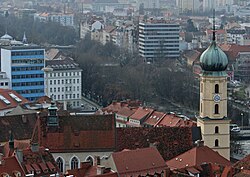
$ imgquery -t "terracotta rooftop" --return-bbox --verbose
[206,29,226,35]
[111,147,167,176]
[0,88,29,111]
[0,156,26,177]
[0,114,37,142]
[32,114,116,152]
[233,153,250,170]
[144,111,165,126]
[116,127,197,160]
[21,146,60,176]
[155,114,196,127]
[166,145,231,170]
[129,107,154,121]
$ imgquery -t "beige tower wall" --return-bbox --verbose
[198,74,230,160]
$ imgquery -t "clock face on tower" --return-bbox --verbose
[213,94,221,102]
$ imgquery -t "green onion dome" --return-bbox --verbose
[200,41,228,72]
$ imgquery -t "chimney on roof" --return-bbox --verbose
[9,130,14,150]
[16,149,23,163]
[94,156,101,166]
[0,153,4,165]
[97,166,105,175]
[47,101,59,127]
[30,142,39,152]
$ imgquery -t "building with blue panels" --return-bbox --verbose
[1,45,45,101]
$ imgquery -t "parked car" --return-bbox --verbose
[230,124,241,133]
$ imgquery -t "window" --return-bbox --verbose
[215,104,219,114]
[77,79,79,83]
[200,103,202,113]
[58,87,60,92]
[62,95,64,99]
[54,80,56,84]
[86,156,93,165]
[58,80,60,84]
[56,157,64,173]
[50,80,52,85]
[62,87,64,92]
[54,88,56,92]
[215,84,219,93]
[62,80,64,84]
[71,157,79,169]
[201,83,203,92]
[215,139,219,147]
[215,126,219,134]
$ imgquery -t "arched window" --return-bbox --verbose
[215,126,219,134]
[86,156,94,165]
[56,157,64,173]
[71,157,79,169]
[215,104,219,114]
[215,84,219,93]
[215,139,219,147]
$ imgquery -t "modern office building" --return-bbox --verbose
[1,45,45,101]
[138,19,180,61]
[43,57,82,109]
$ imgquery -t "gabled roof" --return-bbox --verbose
[111,147,167,176]
[0,114,37,142]
[155,114,196,127]
[166,146,231,169]
[33,114,116,152]
[0,156,26,177]
[0,89,29,111]
[206,29,226,35]
[144,111,165,126]
[233,153,250,170]
[2,139,30,157]
[129,107,154,121]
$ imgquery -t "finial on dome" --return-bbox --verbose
[22,32,27,44]
[212,9,216,41]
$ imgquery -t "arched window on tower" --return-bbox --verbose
[215,126,219,134]
[215,139,219,147]
[56,157,64,173]
[71,157,79,169]
[215,104,219,114]
[215,84,219,93]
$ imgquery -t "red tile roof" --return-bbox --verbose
[144,111,165,126]
[219,44,250,60]
[233,153,250,170]
[116,127,194,160]
[166,146,231,170]
[0,114,37,142]
[33,114,116,152]
[111,147,167,176]
[0,89,29,111]
[155,114,196,127]
[22,147,60,176]
[2,139,30,157]
[0,156,25,177]
[206,29,226,35]
[129,107,154,121]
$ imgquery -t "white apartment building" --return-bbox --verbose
[138,20,180,61]
[34,13,74,27]
[226,28,246,45]
[0,72,10,89]
[43,57,82,109]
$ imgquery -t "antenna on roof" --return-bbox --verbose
[212,9,216,42]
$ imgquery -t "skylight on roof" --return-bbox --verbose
[0,94,11,104]
[9,93,22,102]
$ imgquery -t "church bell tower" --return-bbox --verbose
[197,11,230,160]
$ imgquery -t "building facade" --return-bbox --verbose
[138,20,180,61]
[0,72,10,89]
[43,57,82,109]
[198,31,230,160]
[1,46,45,101]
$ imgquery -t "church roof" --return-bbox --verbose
[0,33,13,40]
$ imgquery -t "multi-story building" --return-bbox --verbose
[43,57,82,109]
[138,19,180,61]
[34,13,74,27]
[1,45,45,101]
[226,28,246,45]
[176,0,202,13]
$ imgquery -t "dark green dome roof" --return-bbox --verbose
[200,41,228,72]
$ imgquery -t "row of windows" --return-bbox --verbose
[56,156,94,173]
[139,40,179,43]
[49,86,80,92]
[12,74,44,79]
[139,44,179,47]
[51,94,80,100]
[142,37,179,40]
[12,59,44,64]
[12,66,43,71]
[140,52,180,56]
[139,25,179,28]
[13,81,44,87]
[200,103,220,114]
[139,48,179,51]
[16,89,44,94]
[139,32,179,36]
[12,51,44,56]
[0,82,8,86]
[49,79,80,85]
[48,71,81,77]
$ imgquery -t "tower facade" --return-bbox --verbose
[197,28,230,160]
